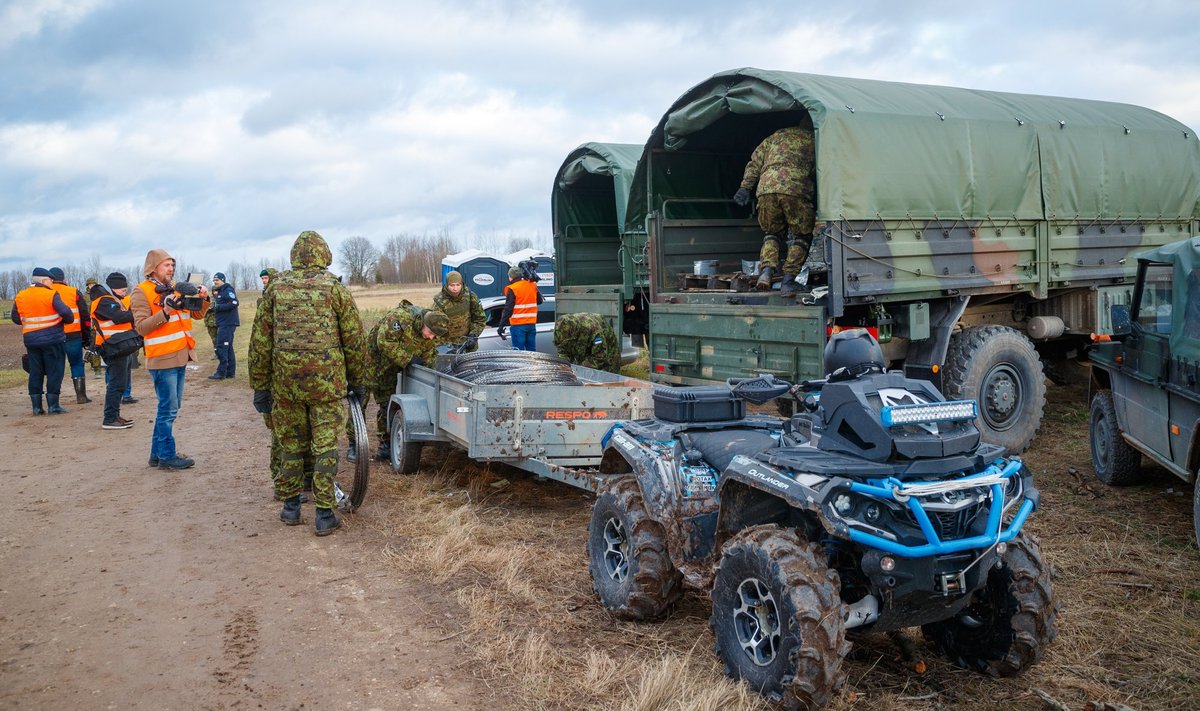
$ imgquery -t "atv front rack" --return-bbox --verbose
[844,458,1034,558]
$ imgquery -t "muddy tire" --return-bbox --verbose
[922,533,1058,677]
[709,525,848,710]
[1089,390,1142,486]
[1193,479,1200,551]
[944,325,1046,453]
[388,408,423,475]
[587,476,682,620]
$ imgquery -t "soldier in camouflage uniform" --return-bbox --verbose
[432,271,486,352]
[554,312,621,372]
[251,266,296,499]
[248,231,367,536]
[361,304,449,461]
[203,307,218,356]
[733,124,817,294]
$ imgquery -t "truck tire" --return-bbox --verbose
[921,533,1058,677]
[388,408,423,475]
[1193,478,1200,551]
[1088,390,1142,486]
[944,325,1046,453]
[709,525,848,710]
[587,476,682,620]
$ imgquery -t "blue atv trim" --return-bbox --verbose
[845,458,1033,558]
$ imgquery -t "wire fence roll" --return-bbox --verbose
[447,349,581,385]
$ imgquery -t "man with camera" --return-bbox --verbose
[498,261,544,352]
[89,273,138,430]
[208,272,240,380]
[131,248,210,470]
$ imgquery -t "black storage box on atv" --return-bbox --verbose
[652,386,745,423]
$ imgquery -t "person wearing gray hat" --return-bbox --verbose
[12,268,75,414]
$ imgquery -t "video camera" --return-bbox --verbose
[517,258,541,282]
[154,280,204,312]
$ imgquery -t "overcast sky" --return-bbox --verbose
[2,0,1198,279]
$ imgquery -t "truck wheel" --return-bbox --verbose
[1193,479,1200,551]
[388,408,423,475]
[709,525,848,710]
[921,533,1058,677]
[1089,390,1142,485]
[944,325,1046,453]
[587,476,682,620]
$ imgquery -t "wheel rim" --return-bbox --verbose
[732,577,782,667]
[601,516,629,582]
[1091,410,1112,469]
[981,362,1023,431]
[390,413,403,469]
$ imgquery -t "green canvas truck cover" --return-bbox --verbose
[625,68,1200,231]
[1139,236,1200,363]
[554,142,643,235]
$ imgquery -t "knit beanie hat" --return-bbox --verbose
[446,270,463,286]
[48,267,65,282]
[423,310,450,338]
[213,272,227,282]
[105,272,129,290]
[259,268,270,277]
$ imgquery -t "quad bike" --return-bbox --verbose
[588,329,1059,709]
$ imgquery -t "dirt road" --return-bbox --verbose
[0,361,486,710]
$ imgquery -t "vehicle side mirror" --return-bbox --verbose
[1109,303,1131,336]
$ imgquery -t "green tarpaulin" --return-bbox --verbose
[626,68,1200,231]
[553,142,642,235]
[1139,236,1200,362]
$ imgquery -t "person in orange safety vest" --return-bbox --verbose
[498,266,544,352]
[11,267,74,415]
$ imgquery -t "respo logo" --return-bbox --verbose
[544,410,609,419]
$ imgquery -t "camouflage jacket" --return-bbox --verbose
[432,286,486,341]
[739,126,816,199]
[368,303,441,390]
[248,231,367,401]
[553,312,620,372]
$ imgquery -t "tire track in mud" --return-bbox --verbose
[211,607,260,702]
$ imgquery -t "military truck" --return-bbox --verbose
[1088,236,1200,548]
[562,68,1200,453]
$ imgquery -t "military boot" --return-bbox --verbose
[375,443,391,461]
[31,395,45,415]
[779,273,801,294]
[279,496,303,526]
[315,507,341,537]
[755,266,775,291]
[73,376,91,404]
[346,442,357,463]
[46,394,68,414]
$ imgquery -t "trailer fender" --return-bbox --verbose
[387,393,436,442]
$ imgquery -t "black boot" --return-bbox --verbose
[779,273,801,294]
[73,376,91,404]
[279,496,303,526]
[46,393,68,414]
[315,507,341,536]
[346,442,357,463]
[375,443,391,461]
[755,266,775,291]
[31,395,45,416]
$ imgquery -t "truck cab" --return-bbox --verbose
[1088,236,1200,548]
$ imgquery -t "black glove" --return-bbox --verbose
[252,389,273,414]
[733,187,751,207]
[348,384,366,401]
[464,335,478,349]
[162,294,183,312]
[496,326,507,340]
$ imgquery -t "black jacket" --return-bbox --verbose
[88,284,135,335]
[211,282,240,328]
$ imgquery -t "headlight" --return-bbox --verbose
[881,400,977,427]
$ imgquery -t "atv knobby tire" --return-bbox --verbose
[1089,390,1142,486]
[709,525,848,710]
[587,476,682,620]
[388,406,423,475]
[944,325,1046,453]
[921,533,1058,677]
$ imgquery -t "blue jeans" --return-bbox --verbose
[149,366,186,460]
[65,337,84,378]
[510,324,536,352]
[105,364,133,397]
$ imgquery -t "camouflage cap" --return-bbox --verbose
[422,309,449,337]
[445,270,463,285]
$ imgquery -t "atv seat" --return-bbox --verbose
[682,428,779,473]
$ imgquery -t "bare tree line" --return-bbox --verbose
[337,231,538,286]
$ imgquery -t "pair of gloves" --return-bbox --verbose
[253,384,367,414]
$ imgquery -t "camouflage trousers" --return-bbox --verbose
[206,323,218,347]
[272,396,342,508]
[757,194,815,275]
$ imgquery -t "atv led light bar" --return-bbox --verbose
[880,400,977,427]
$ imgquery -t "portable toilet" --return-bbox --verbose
[504,248,556,296]
[441,249,511,299]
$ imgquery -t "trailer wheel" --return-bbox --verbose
[922,533,1058,677]
[586,476,682,620]
[710,525,848,710]
[944,325,1046,452]
[388,407,423,475]
[1088,390,1142,485]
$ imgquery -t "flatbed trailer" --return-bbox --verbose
[384,361,656,491]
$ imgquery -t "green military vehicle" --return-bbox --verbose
[555,68,1200,453]
[1088,236,1200,548]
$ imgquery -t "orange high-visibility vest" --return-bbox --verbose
[14,284,63,335]
[137,280,195,358]
[505,280,539,326]
[89,294,133,347]
[50,282,82,334]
